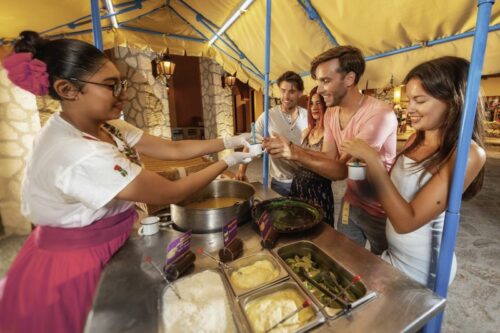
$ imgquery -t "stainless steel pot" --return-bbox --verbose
[170,180,255,233]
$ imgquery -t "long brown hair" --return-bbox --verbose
[400,56,485,200]
[305,86,326,141]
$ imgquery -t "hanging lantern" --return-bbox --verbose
[225,74,237,88]
[152,53,176,87]
[222,72,237,89]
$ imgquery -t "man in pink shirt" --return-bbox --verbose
[265,46,397,254]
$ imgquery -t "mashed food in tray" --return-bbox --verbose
[244,289,315,333]
[162,270,236,333]
[230,259,279,290]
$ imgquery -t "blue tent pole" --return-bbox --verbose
[90,0,103,50]
[262,0,272,189]
[423,0,495,332]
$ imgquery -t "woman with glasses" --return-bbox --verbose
[0,31,255,333]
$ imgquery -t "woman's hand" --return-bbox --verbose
[222,152,254,167]
[223,133,262,149]
[341,139,379,164]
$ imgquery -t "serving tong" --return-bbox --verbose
[144,256,181,299]
[196,247,242,275]
[298,268,350,310]
[298,269,361,310]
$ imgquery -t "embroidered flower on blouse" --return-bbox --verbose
[114,164,128,177]
[103,123,141,166]
[81,123,141,174]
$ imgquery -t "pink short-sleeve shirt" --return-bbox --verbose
[324,95,398,217]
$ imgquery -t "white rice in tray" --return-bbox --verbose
[162,270,236,333]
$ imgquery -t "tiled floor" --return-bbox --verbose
[1,152,499,332]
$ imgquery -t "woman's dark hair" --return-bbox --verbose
[305,86,326,139]
[276,71,304,91]
[13,30,108,100]
[400,56,485,200]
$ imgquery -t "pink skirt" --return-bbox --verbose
[0,208,137,333]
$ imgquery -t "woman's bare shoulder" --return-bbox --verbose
[468,140,487,168]
[445,140,486,173]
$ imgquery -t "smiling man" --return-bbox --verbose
[235,71,307,196]
[264,47,397,254]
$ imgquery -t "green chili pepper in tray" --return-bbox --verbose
[285,253,359,309]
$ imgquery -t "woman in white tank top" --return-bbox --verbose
[382,155,456,286]
[341,57,486,288]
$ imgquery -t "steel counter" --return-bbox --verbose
[84,183,444,333]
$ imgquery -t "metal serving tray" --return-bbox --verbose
[238,280,325,333]
[158,269,243,333]
[223,251,289,298]
[274,240,376,319]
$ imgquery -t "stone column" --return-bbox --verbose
[113,47,171,139]
[0,65,40,235]
[199,58,234,158]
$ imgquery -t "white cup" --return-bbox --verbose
[138,216,160,236]
[249,143,263,157]
[347,161,367,180]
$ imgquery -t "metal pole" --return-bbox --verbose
[91,0,104,50]
[262,0,272,189]
[423,0,495,332]
[299,0,339,46]
[365,24,500,62]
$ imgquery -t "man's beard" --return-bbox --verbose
[281,101,297,111]
[327,88,347,107]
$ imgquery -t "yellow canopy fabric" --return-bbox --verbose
[1,0,499,93]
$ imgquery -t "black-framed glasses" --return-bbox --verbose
[69,78,128,97]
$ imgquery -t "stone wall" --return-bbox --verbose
[0,65,40,235]
[113,47,171,138]
[199,58,234,152]
[36,96,61,126]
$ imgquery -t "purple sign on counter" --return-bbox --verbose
[165,230,192,265]
[258,211,272,240]
[223,217,238,247]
